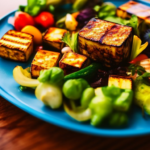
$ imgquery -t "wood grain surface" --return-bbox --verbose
[1,96,150,150]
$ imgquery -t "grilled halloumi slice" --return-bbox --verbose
[0,30,33,62]
[78,18,133,67]
[108,75,132,90]
[31,50,61,78]
[59,52,89,75]
[43,27,67,50]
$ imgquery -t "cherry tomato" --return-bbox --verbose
[14,12,35,31]
[34,11,55,29]
[129,54,148,64]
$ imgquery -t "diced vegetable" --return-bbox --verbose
[64,63,102,82]
[130,54,148,64]
[14,12,35,31]
[35,82,62,109]
[63,78,89,100]
[38,67,64,86]
[81,87,95,108]
[34,11,55,29]
[108,112,128,127]
[89,96,113,126]
[21,25,42,45]
[130,35,148,61]
[65,14,78,31]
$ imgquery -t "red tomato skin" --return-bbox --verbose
[34,12,55,29]
[14,12,35,31]
[129,54,148,64]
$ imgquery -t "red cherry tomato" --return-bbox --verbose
[129,54,148,64]
[34,11,55,29]
[14,12,35,31]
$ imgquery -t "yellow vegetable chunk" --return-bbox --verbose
[21,25,42,45]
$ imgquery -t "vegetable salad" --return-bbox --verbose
[1,0,150,128]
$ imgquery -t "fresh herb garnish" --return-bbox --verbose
[128,64,146,76]
[62,32,78,53]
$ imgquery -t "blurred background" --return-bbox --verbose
[0,0,26,18]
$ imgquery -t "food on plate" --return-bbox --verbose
[61,32,78,53]
[0,30,33,62]
[134,72,150,115]
[14,12,35,31]
[129,54,148,64]
[13,66,39,87]
[34,11,55,29]
[108,75,132,90]
[31,50,60,78]
[43,27,67,50]
[65,14,78,31]
[78,18,133,67]
[64,62,102,81]
[130,35,148,60]
[35,67,64,109]
[62,78,89,100]
[21,25,42,45]
[116,1,150,23]
[59,52,89,75]
[2,0,150,129]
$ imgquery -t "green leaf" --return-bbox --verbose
[62,32,79,53]
[125,15,140,36]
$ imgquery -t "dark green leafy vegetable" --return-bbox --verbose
[64,63,102,82]
[128,64,146,76]
[62,32,78,53]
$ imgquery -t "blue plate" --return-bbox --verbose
[1,1,150,137]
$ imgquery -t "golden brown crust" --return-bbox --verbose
[0,30,33,62]
[31,50,61,78]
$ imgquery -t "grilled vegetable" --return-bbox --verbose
[108,75,132,90]
[13,66,39,87]
[59,52,89,75]
[31,50,60,78]
[78,18,133,67]
[0,30,33,62]
[129,54,148,64]
[43,27,67,50]
[64,62,102,81]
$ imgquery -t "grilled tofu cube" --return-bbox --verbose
[59,52,89,75]
[78,18,133,67]
[43,27,67,50]
[108,75,132,89]
[116,1,150,24]
[31,50,60,78]
[0,30,33,62]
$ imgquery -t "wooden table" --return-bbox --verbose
[1,96,150,150]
